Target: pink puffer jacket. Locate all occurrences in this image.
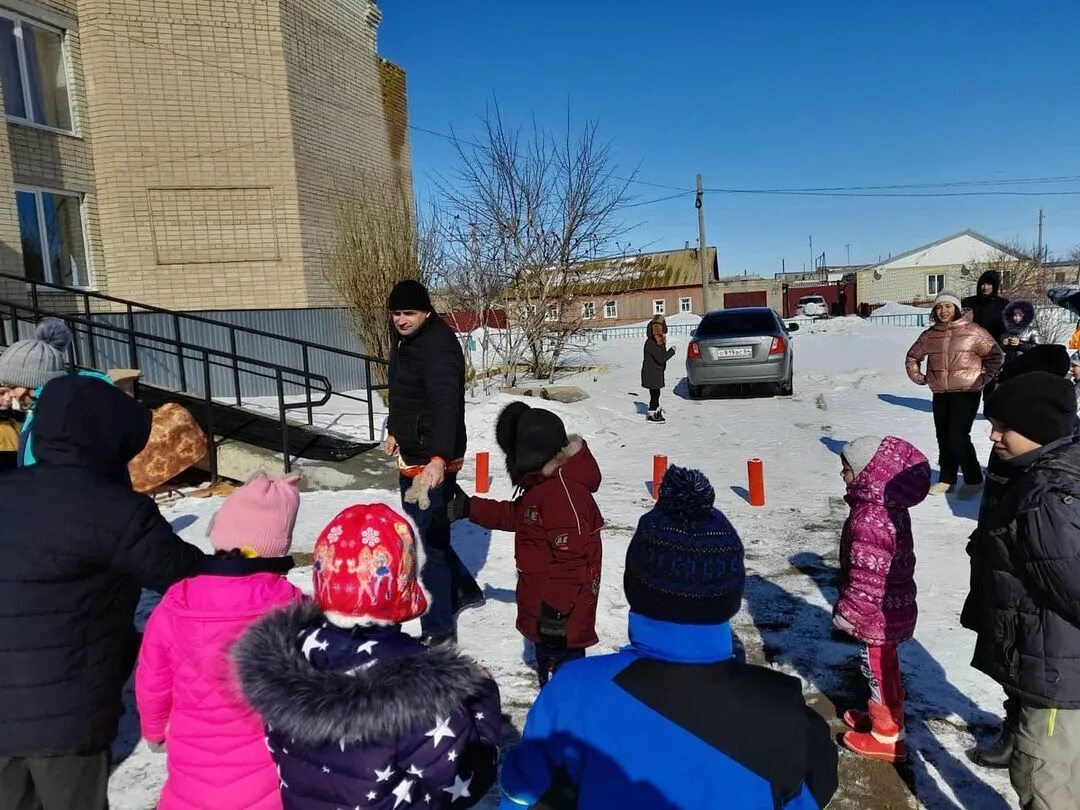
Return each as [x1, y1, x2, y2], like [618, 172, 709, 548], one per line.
[136, 563, 302, 809]
[905, 311, 1003, 393]
[835, 437, 931, 646]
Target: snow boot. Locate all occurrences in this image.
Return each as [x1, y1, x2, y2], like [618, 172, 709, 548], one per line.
[969, 725, 1016, 769]
[842, 689, 907, 734]
[646, 410, 661, 423]
[929, 482, 953, 496]
[842, 700, 906, 763]
[654, 408, 667, 423]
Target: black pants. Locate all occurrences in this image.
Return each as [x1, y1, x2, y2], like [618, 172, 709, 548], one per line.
[648, 389, 661, 411]
[0, 752, 109, 810]
[535, 644, 585, 687]
[932, 391, 983, 485]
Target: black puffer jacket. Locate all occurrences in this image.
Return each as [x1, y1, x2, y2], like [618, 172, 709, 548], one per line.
[961, 270, 1008, 342]
[969, 436, 1080, 708]
[0, 375, 204, 756]
[388, 314, 467, 466]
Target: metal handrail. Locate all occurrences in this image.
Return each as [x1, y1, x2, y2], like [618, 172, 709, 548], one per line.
[0, 300, 343, 475]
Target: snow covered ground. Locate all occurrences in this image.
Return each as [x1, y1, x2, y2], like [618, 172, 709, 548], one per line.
[111, 316, 1019, 808]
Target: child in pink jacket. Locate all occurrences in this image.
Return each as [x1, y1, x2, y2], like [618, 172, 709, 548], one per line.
[136, 473, 304, 809]
[834, 436, 930, 766]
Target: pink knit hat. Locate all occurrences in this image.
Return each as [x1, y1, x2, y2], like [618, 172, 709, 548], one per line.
[208, 472, 301, 557]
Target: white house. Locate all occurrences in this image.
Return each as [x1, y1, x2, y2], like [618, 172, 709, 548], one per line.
[856, 230, 1024, 308]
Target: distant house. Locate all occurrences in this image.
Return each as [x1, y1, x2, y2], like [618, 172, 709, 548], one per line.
[515, 246, 720, 326]
[440, 308, 507, 334]
[856, 230, 1024, 309]
[710, 275, 785, 311]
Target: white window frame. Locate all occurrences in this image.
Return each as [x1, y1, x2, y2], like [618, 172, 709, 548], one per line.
[544, 304, 559, 322]
[0, 10, 76, 135]
[679, 296, 692, 313]
[927, 274, 945, 296]
[604, 299, 618, 319]
[15, 184, 93, 288]
[652, 299, 666, 316]
[581, 301, 596, 320]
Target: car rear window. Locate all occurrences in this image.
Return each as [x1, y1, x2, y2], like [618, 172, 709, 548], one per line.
[696, 311, 778, 337]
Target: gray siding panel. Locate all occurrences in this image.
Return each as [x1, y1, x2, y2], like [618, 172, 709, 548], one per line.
[5, 308, 373, 400]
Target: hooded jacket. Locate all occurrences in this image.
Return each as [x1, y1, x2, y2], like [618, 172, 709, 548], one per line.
[469, 438, 604, 649]
[968, 437, 1080, 708]
[0, 375, 205, 756]
[234, 601, 502, 810]
[135, 556, 302, 809]
[835, 437, 930, 646]
[1001, 299, 1041, 360]
[499, 613, 838, 809]
[961, 270, 1008, 341]
[641, 335, 676, 390]
[905, 310, 1003, 393]
[387, 314, 467, 467]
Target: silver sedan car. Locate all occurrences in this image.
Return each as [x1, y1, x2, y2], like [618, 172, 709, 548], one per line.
[685, 308, 799, 398]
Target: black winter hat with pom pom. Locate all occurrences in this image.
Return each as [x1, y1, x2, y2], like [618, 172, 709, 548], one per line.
[495, 401, 568, 484]
[624, 466, 745, 625]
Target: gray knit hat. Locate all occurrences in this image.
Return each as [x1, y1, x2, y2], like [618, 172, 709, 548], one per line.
[0, 319, 72, 389]
[841, 436, 885, 479]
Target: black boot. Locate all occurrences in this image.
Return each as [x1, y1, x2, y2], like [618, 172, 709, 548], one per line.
[421, 633, 458, 648]
[970, 726, 1015, 769]
[454, 583, 486, 617]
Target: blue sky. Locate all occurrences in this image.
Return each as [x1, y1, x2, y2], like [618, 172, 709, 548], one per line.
[380, 1, 1080, 275]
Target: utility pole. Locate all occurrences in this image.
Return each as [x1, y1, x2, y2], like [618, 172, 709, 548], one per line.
[1037, 208, 1044, 266]
[846, 243, 851, 266]
[809, 235, 814, 277]
[696, 175, 711, 312]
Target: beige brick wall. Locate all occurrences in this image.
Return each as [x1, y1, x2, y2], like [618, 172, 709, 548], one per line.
[1, 0, 410, 313]
[856, 264, 978, 306]
[280, 0, 413, 307]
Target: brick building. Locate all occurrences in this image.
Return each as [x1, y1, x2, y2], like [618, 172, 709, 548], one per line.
[0, 0, 409, 313]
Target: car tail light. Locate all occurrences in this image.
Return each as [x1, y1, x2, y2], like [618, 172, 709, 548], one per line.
[687, 341, 701, 360]
[769, 336, 786, 356]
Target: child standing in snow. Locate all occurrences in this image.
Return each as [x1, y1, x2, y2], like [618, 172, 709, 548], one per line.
[234, 501, 502, 810]
[136, 473, 304, 809]
[449, 402, 603, 686]
[641, 321, 676, 423]
[1000, 299, 1041, 365]
[834, 436, 931, 764]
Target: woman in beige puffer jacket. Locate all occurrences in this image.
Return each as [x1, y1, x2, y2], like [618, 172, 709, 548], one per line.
[905, 292, 1004, 496]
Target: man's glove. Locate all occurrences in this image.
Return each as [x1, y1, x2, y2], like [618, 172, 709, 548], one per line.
[538, 602, 569, 649]
[446, 484, 471, 523]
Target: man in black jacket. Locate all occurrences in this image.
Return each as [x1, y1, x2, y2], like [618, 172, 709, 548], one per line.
[962, 269, 1008, 343]
[384, 280, 482, 646]
[974, 373, 1080, 808]
[0, 375, 204, 810]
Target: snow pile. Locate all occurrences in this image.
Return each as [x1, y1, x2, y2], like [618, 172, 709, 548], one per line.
[871, 301, 931, 317]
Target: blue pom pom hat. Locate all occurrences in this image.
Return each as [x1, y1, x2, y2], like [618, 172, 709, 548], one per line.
[624, 466, 745, 625]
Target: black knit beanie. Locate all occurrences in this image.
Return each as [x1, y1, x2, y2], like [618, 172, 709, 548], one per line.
[998, 343, 1070, 384]
[624, 466, 745, 625]
[495, 402, 569, 484]
[986, 372, 1077, 445]
[387, 280, 433, 312]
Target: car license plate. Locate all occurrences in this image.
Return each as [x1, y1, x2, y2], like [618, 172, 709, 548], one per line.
[712, 346, 753, 360]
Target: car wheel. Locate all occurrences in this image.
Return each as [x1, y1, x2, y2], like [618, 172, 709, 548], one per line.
[688, 384, 704, 399]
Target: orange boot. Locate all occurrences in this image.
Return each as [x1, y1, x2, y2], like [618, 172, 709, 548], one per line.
[842, 689, 906, 734]
[842, 700, 906, 763]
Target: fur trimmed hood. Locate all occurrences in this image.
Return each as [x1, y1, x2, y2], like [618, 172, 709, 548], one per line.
[233, 601, 493, 747]
[1003, 299, 1037, 334]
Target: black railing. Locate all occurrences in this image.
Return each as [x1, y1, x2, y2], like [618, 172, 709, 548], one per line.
[0, 273, 390, 476]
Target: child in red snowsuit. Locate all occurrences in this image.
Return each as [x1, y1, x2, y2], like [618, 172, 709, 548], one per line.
[450, 402, 603, 686]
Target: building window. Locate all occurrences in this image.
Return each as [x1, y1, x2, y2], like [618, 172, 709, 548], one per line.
[652, 299, 666, 316]
[679, 296, 692, 313]
[927, 274, 945, 295]
[1001, 270, 1014, 290]
[16, 187, 89, 287]
[581, 301, 596, 320]
[1056, 272, 1067, 283]
[544, 304, 559, 322]
[0, 13, 73, 132]
[604, 300, 617, 319]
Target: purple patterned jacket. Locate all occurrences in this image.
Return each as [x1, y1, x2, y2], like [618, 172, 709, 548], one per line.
[835, 437, 931, 646]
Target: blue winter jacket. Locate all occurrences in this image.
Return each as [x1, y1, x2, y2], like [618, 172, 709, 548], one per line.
[19, 370, 115, 467]
[500, 613, 838, 810]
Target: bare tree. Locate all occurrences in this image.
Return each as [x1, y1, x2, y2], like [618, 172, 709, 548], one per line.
[437, 107, 635, 382]
[324, 174, 440, 388]
[982, 239, 1079, 342]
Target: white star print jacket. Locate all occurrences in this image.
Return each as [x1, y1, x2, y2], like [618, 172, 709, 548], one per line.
[234, 601, 503, 809]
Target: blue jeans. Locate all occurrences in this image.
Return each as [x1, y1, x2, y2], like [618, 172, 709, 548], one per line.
[398, 472, 480, 637]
